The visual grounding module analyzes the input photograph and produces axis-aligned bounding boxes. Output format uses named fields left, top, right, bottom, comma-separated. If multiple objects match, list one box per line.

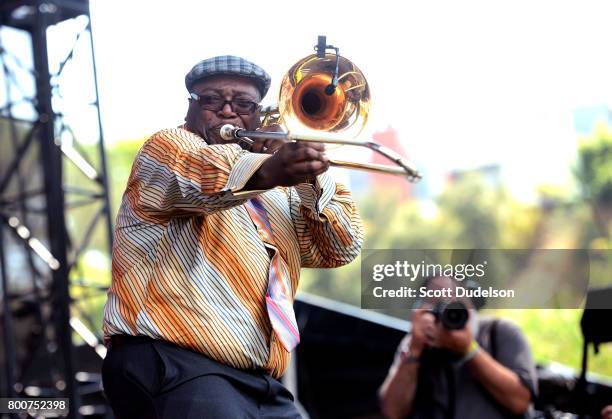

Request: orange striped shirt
left=102, top=126, right=364, bottom=378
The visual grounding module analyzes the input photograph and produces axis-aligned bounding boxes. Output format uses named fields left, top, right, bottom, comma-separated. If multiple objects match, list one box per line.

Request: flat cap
left=185, top=55, right=271, bottom=98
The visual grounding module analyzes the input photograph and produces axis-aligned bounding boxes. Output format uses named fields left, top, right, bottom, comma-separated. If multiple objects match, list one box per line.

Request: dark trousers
left=101, top=336, right=301, bottom=419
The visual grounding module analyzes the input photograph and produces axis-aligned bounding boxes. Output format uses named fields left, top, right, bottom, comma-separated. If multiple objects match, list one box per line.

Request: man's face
left=420, top=276, right=457, bottom=309
left=186, top=74, right=261, bottom=145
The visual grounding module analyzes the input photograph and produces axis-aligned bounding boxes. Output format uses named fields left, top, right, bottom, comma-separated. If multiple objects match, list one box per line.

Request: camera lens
left=440, top=301, right=468, bottom=330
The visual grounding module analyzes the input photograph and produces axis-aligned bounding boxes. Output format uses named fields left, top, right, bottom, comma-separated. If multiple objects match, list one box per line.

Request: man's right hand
left=409, top=309, right=436, bottom=356
left=246, top=142, right=330, bottom=189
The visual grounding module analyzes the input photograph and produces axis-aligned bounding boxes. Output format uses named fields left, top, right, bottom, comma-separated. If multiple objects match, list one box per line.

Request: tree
left=575, top=123, right=612, bottom=240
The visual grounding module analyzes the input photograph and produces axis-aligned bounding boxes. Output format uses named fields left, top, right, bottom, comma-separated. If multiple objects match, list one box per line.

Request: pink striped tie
left=244, top=197, right=300, bottom=352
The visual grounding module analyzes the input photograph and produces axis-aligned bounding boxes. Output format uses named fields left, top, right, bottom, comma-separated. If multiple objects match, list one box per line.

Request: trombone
left=219, top=36, right=422, bottom=181
left=220, top=124, right=420, bottom=179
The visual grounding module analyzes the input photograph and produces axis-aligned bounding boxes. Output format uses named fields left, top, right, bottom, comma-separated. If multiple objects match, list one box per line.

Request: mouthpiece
left=219, top=124, right=238, bottom=141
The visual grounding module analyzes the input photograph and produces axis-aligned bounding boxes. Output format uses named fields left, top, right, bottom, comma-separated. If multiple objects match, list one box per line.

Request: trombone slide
left=219, top=125, right=421, bottom=180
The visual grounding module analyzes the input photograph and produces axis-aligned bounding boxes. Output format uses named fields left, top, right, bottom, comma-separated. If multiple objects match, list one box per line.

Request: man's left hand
left=428, top=318, right=473, bottom=356
left=249, top=124, right=287, bottom=154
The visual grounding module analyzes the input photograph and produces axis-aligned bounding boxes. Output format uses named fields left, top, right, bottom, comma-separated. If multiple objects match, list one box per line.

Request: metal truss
left=0, top=1, right=112, bottom=417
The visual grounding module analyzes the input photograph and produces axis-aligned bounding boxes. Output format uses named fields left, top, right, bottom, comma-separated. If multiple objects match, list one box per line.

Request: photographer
left=378, top=275, right=537, bottom=419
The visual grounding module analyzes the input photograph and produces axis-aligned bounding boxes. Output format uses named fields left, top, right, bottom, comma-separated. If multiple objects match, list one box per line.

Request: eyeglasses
left=189, top=93, right=259, bottom=115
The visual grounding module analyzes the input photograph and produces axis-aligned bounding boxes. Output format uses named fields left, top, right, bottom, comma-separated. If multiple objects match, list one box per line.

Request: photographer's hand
left=409, top=309, right=435, bottom=356
left=435, top=322, right=473, bottom=356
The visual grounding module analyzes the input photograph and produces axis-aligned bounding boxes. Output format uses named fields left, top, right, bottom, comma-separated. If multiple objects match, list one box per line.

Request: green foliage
left=106, top=138, right=146, bottom=213
left=576, top=123, right=612, bottom=205
left=70, top=250, right=111, bottom=333
left=437, top=173, right=503, bottom=248
left=573, top=122, right=612, bottom=249
left=496, top=309, right=612, bottom=379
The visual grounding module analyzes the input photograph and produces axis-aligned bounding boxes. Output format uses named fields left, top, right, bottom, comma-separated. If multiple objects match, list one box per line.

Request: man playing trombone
left=101, top=55, right=364, bottom=418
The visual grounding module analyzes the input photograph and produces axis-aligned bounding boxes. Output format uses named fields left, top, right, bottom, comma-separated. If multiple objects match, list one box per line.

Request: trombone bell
left=279, top=53, right=370, bottom=140
left=291, top=73, right=346, bottom=131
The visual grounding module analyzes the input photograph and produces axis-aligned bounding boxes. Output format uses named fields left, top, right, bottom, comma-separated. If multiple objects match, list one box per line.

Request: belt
left=109, top=334, right=155, bottom=349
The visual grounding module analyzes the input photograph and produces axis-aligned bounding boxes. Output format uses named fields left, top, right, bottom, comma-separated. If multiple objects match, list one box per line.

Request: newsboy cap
left=185, top=55, right=271, bottom=98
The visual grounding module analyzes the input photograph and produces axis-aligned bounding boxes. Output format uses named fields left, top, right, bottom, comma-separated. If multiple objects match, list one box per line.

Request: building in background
left=348, top=126, right=430, bottom=201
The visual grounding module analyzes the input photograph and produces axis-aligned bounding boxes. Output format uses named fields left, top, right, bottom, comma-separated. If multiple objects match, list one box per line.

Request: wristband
left=400, top=347, right=421, bottom=364
left=461, top=340, right=480, bottom=364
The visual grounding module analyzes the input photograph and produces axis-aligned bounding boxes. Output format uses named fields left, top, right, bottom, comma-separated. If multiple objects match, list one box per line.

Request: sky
left=4, top=0, right=612, bottom=200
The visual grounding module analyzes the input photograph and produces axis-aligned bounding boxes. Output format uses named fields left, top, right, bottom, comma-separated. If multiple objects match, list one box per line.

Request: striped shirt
left=102, top=126, right=364, bottom=378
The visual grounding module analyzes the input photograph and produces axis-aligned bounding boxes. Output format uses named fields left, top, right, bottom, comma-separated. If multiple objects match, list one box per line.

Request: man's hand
left=433, top=323, right=473, bottom=356
left=246, top=142, right=330, bottom=189
left=248, top=124, right=287, bottom=154
left=414, top=307, right=473, bottom=356
left=428, top=309, right=474, bottom=356
left=409, top=309, right=435, bottom=356
left=261, top=142, right=330, bottom=186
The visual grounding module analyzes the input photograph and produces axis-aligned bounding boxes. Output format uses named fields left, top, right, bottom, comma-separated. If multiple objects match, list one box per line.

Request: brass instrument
left=220, top=36, right=421, bottom=181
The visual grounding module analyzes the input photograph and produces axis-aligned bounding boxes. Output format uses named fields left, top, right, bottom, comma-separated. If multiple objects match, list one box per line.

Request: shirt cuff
left=294, top=171, right=335, bottom=214
left=222, top=152, right=272, bottom=199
